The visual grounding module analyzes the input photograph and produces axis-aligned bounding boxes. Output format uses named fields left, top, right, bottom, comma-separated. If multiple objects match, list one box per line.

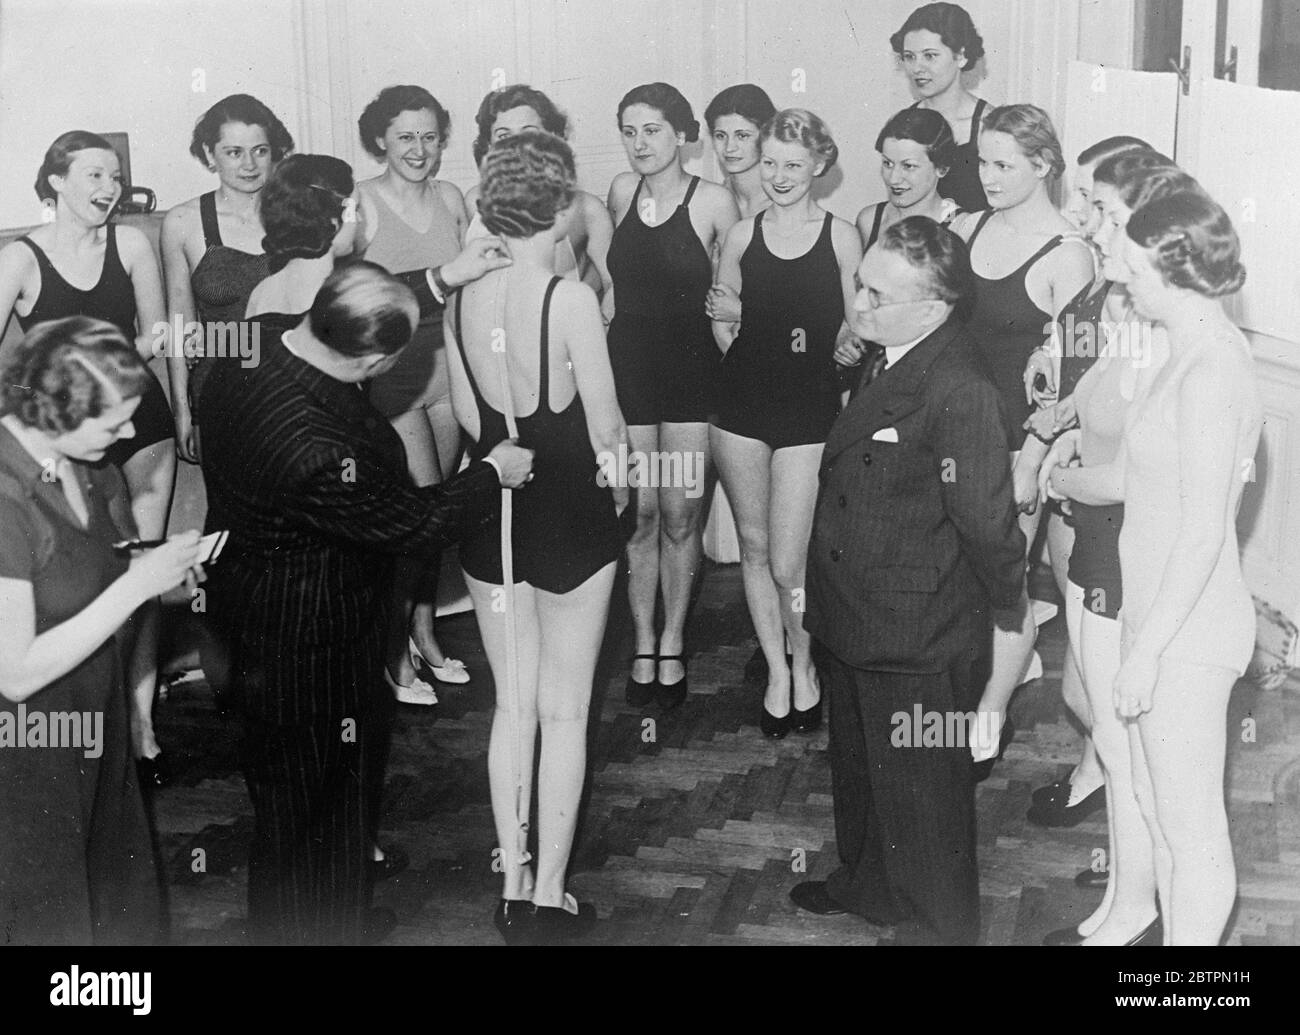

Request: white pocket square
left=871, top=427, right=900, bottom=443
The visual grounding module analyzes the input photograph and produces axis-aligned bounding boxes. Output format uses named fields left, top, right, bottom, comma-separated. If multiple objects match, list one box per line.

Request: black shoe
left=1043, top=924, right=1087, bottom=945
left=743, top=646, right=768, bottom=685
left=760, top=705, right=791, bottom=739
left=136, top=753, right=173, bottom=789
left=972, top=717, right=1016, bottom=783
left=493, top=899, right=535, bottom=946
left=789, top=881, right=847, bottom=916
left=368, top=844, right=409, bottom=883
left=1075, top=865, right=1110, bottom=890
left=1032, top=777, right=1072, bottom=807
left=656, top=655, right=688, bottom=710
left=362, top=906, right=398, bottom=945
left=790, top=698, right=822, bottom=733
left=1027, top=784, right=1106, bottom=827
left=625, top=653, right=657, bottom=707
left=531, top=899, right=597, bottom=942
left=1123, top=916, right=1162, bottom=946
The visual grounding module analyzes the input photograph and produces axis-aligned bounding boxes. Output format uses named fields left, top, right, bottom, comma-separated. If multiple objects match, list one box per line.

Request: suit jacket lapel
left=824, top=317, right=965, bottom=464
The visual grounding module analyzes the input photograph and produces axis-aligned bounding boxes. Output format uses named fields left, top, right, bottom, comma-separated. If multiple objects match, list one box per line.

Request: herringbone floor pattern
left=152, top=563, right=1300, bottom=946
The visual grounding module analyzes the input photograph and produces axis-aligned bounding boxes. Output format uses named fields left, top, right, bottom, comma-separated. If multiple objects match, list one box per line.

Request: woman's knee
left=769, top=557, right=804, bottom=593
left=659, top=500, right=701, bottom=545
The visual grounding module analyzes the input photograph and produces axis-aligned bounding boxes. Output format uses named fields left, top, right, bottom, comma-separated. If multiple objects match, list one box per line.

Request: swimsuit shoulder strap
left=970, top=97, right=989, bottom=138
left=966, top=208, right=997, bottom=247
left=199, top=191, right=222, bottom=248
left=451, top=288, right=484, bottom=402
left=538, top=276, right=560, bottom=412
left=682, top=175, right=701, bottom=207
left=869, top=203, right=886, bottom=247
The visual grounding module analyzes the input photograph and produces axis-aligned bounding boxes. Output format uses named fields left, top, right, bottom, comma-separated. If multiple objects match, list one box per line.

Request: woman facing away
left=607, top=81, right=739, bottom=710
left=161, top=93, right=293, bottom=446
left=0, top=131, right=177, bottom=790
left=0, top=317, right=202, bottom=943
left=710, top=109, right=860, bottom=738
left=1046, top=186, right=1259, bottom=946
left=465, top=84, right=616, bottom=323
left=444, top=131, right=628, bottom=944
left=890, top=2, right=991, bottom=213
left=948, top=103, right=1094, bottom=768
left=354, top=85, right=476, bottom=696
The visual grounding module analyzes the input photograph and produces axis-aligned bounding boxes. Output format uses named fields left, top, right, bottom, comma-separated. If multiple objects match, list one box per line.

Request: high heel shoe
left=493, top=899, right=536, bottom=946
left=1042, top=924, right=1087, bottom=945
left=761, top=705, right=791, bottom=739
left=1122, top=916, right=1163, bottom=946
left=972, top=716, right=1015, bottom=782
left=626, top=653, right=658, bottom=707
left=530, top=893, right=597, bottom=943
left=136, top=752, right=173, bottom=789
left=409, top=637, right=470, bottom=684
left=790, top=698, right=822, bottom=733
left=384, top=666, right=438, bottom=706
left=656, top=654, right=688, bottom=710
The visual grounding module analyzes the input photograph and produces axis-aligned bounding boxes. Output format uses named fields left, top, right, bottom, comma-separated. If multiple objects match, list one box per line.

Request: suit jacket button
left=862, top=452, right=872, bottom=465
left=830, top=548, right=841, bottom=562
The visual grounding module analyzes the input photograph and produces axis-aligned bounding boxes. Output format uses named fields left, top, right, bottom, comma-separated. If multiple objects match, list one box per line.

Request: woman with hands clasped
left=0, top=318, right=203, bottom=944
left=1042, top=184, right=1259, bottom=946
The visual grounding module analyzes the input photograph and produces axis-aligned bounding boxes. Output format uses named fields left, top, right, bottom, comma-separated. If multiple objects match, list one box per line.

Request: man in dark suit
left=793, top=217, right=1026, bottom=945
left=199, top=261, right=532, bottom=945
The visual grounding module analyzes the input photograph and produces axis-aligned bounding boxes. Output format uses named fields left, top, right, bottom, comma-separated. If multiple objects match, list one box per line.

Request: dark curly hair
left=308, top=262, right=418, bottom=358
left=1126, top=189, right=1246, bottom=298
left=357, top=85, right=451, bottom=160
left=0, top=317, right=147, bottom=434
left=1093, top=150, right=1190, bottom=212
left=875, top=107, right=956, bottom=174
left=890, top=3, right=985, bottom=71
left=617, top=83, right=700, bottom=143
left=478, top=131, right=577, bottom=238
left=472, top=84, right=569, bottom=167
left=704, top=84, right=777, bottom=133
left=34, top=131, right=119, bottom=203
left=761, top=108, right=839, bottom=176
left=189, top=93, right=294, bottom=166
left=260, top=154, right=354, bottom=274
left=880, top=215, right=975, bottom=320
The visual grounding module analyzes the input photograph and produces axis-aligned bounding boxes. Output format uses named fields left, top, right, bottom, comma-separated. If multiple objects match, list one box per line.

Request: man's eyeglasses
left=856, top=291, right=943, bottom=311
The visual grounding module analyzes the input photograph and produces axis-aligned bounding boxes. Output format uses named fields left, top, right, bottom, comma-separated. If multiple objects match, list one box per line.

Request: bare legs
left=711, top=427, right=822, bottom=715
left=468, top=563, right=616, bottom=907
left=1130, top=660, right=1238, bottom=945
left=122, top=440, right=176, bottom=761
left=385, top=402, right=462, bottom=687
left=625, top=422, right=711, bottom=690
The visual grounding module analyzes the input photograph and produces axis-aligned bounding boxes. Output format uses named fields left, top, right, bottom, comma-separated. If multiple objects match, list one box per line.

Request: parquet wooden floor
left=151, top=562, right=1300, bottom=946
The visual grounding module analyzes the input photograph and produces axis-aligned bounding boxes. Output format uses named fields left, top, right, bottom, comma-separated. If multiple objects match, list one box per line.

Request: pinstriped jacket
left=804, top=317, right=1026, bottom=678
left=199, top=325, right=497, bottom=725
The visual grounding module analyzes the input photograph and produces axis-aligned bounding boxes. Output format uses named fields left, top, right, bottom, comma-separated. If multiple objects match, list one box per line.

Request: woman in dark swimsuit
left=607, top=82, right=738, bottom=710
left=0, top=131, right=177, bottom=789
left=949, top=103, right=1093, bottom=766
left=711, top=109, right=860, bottom=738
left=891, top=3, right=990, bottom=212
left=0, top=317, right=202, bottom=943
left=446, top=132, right=627, bottom=943
left=161, top=94, right=293, bottom=451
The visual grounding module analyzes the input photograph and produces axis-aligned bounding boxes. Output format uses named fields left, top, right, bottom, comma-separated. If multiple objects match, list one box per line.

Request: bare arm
left=711, top=219, right=749, bottom=354
left=558, top=281, right=629, bottom=511
left=580, top=192, right=615, bottom=319
left=160, top=207, right=200, bottom=460
left=0, top=242, right=33, bottom=343
left=441, top=299, right=480, bottom=444
left=120, top=225, right=166, bottom=361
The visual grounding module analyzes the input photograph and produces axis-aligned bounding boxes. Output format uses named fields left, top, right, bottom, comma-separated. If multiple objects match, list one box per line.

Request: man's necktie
left=853, top=345, right=889, bottom=399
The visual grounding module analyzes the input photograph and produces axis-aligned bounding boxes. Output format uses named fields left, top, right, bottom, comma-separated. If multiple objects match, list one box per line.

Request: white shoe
left=384, top=666, right=438, bottom=706
left=1022, top=650, right=1044, bottom=684
left=1030, top=599, right=1059, bottom=627
left=409, top=637, right=471, bottom=684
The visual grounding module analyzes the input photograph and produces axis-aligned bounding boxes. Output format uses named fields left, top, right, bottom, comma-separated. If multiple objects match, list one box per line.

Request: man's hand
left=833, top=323, right=865, bottom=367
left=441, top=237, right=513, bottom=289
left=1039, top=428, right=1081, bottom=503
left=487, top=438, right=534, bottom=488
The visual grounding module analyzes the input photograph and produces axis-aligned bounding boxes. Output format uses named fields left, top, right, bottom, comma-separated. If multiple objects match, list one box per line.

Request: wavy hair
left=260, top=154, right=354, bottom=273
left=478, top=131, right=577, bottom=238
left=761, top=108, right=839, bottom=176
left=473, top=84, right=569, bottom=166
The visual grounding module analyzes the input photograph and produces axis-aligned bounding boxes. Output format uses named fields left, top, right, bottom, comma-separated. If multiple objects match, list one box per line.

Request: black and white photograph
left=0, top=0, right=1297, bottom=996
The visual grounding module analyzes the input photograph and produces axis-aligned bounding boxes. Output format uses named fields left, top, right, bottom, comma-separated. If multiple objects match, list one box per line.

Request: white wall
left=0, top=0, right=1086, bottom=230
left=0, top=0, right=304, bottom=229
